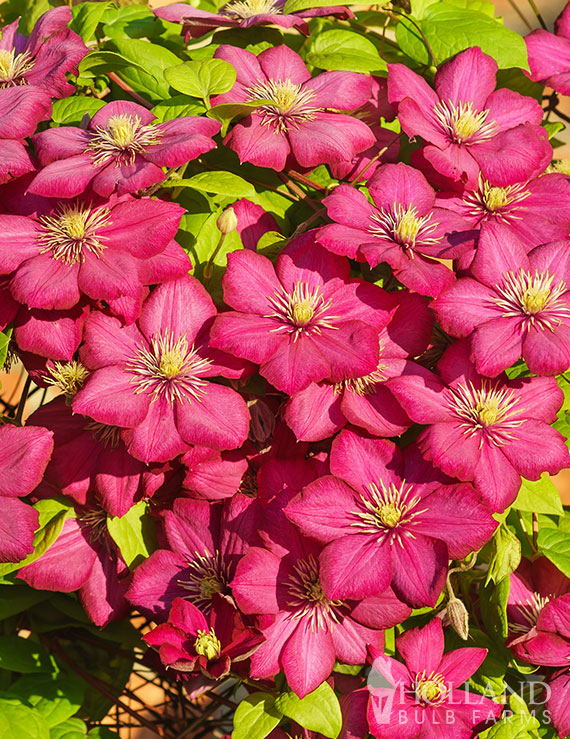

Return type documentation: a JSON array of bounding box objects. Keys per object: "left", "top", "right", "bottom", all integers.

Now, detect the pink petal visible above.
[
  {"left": 316, "top": 223, "right": 368, "bottom": 259},
  {"left": 484, "top": 88, "right": 543, "bottom": 131},
  {"left": 122, "top": 395, "right": 189, "bottom": 464},
  {"left": 214, "top": 45, "right": 265, "bottom": 88},
  {"left": 0, "top": 216, "right": 41, "bottom": 274},
  {"left": 281, "top": 618, "right": 335, "bottom": 698},
  {"left": 284, "top": 381, "right": 345, "bottom": 442},
  {"left": 127, "top": 549, "right": 189, "bottom": 621},
  {"left": 435, "top": 47, "right": 497, "bottom": 110},
  {"left": 423, "top": 142, "right": 481, "bottom": 188},
  {"left": 341, "top": 383, "right": 412, "bottom": 437},
  {"left": 438, "top": 647, "right": 487, "bottom": 685},
  {"left": 224, "top": 116, "right": 291, "bottom": 170},
  {"left": 390, "top": 534, "right": 448, "bottom": 607},
  {"left": 320, "top": 535, "right": 392, "bottom": 600},
  {"left": 101, "top": 198, "right": 184, "bottom": 258},
  {"left": 331, "top": 427, "right": 401, "bottom": 491},
  {"left": 288, "top": 113, "right": 375, "bottom": 168},
  {"left": 79, "top": 549, "right": 130, "bottom": 627},
  {"left": 260, "top": 332, "right": 331, "bottom": 394},
  {"left": 368, "top": 162, "right": 435, "bottom": 215},
  {"left": 285, "top": 476, "right": 357, "bottom": 542},
  {"left": 523, "top": 322, "right": 570, "bottom": 376},
  {"left": 233, "top": 198, "right": 279, "bottom": 251},
  {"left": 210, "top": 312, "right": 283, "bottom": 365},
  {"left": 0, "top": 498, "right": 39, "bottom": 563},
  {"left": 387, "top": 63, "right": 439, "bottom": 109},
  {"left": 11, "top": 254, "right": 81, "bottom": 310},
  {"left": 322, "top": 183, "right": 377, "bottom": 230},
  {"left": 419, "top": 422, "right": 480, "bottom": 482},
  {"left": 0, "top": 425, "right": 54, "bottom": 497},
  {"left": 231, "top": 547, "right": 281, "bottom": 615},
  {"left": 397, "top": 618, "right": 444, "bottom": 675},
  {"left": 259, "top": 44, "right": 311, "bottom": 84},
  {"left": 93, "top": 158, "right": 164, "bottom": 198},
  {"left": 387, "top": 368, "right": 450, "bottom": 424},
  {"left": 0, "top": 87, "right": 52, "bottom": 139},
  {"left": 471, "top": 316, "right": 524, "bottom": 376},
  {"left": 511, "top": 375, "right": 563, "bottom": 422},
  {"left": 473, "top": 440, "right": 521, "bottom": 511},
  {"left": 78, "top": 246, "right": 145, "bottom": 301},
  {"left": 32, "top": 127, "right": 90, "bottom": 165},
  {"left": 433, "top": 278, "right": 499, "bottom": 336},
  {"left": 303, "top": 70, "right": 371, "bottom": 109},
  {"left": 501, "top": 420, "right": 570, "bottom": 480},
  {"left": 80, "top": 311, "right": 145, "bottom": 369},
  {"left": 222, "top": 248, "right": 281, "bottom": 313},
  {"left": 27, "top": 154, "right": 96, "bottom": 198},
  {"left": 470, "top": 220, "right": 528, "bottom": 286},
  {"left": 72, "top": 365, "right": 150, "bottom": 427}
]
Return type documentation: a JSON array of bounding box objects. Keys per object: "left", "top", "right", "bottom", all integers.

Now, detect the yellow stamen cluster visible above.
[
  {"left": 225, "top": 0, "right": 281, "bottom": 18},
  {"left": 87, "top": 114, "right": 161, "bottom": 165},
  {"left": 434, "top": 99, "right": 497, "bottom": 144},
  {"left": 0, "top": 49, "right": 35, "bottom": 86},
  {"left": 46, "top": 360, "right": 90, "bottom": 398},
  {"left": 414, "top": 671, "right": 448, "bottom": 704},
  {"left": 194, "top": 629, "right": 222, "bottom": 661},
  {"left": 37, "top": 204, "right": 111, "bottom": 265}
]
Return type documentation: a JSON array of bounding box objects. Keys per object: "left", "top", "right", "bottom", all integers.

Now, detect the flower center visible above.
[
  {"left": 45, "top": 360, "right": 90, "bottom": 398},
  {"left": 126, "top": 331, "right": 212, "bottom": 405},
  {"left": 510, "top": 593, "right": 550, "bottom": 634},
  {"left": 87, "top": 114, "right": 161, "bottom": 165},
  {"left": 194, "top": 629, "right": 221, "bottom": 660},
  {"left": 0, "top": 49, "right": 34, "bottom": 86},
  {"left": 246, "top": 79, "right": 320, "bottom": 132},
  {"left": 225, "top": 0, "right": 281, "bottom": 17},
  {"left": 351, "top": 479, "right": 424, "bottom": 541},
  {"left": 84, "top": 421, "right": 122, "bottom": 449},
  {"left": 336, "top": 340, "right": 388, "bottom": 396},
  {"left": 80, "top": 507, "right": 109, "bottom": 544},
  {"left": 178, "top": 551, "right": 230, "bottom": 611},
  {"left": 287, "top": 554, "right": 344, "bottom": 631},
  {"left": 434, "top": 100, "right": 497, "bottom": 145},
  {"left": 493, "top": 269, "right": 570, "bottom": 330},
  {"left": 414, "top": 672, "right": 448, "bottom": 705},
  {"left": 37, "top": 204, "right": 111, "bottom": 265},
  {"left": 370, "top": 204, "right": 441, "bottom": 251},
  {"left": 463, "top": 178, "right": 532, "bottom": 222},
  {"left": 448, "top": 380, "right": 524, "bottom": 447},
  {"left": 265, "top": 281, "right": 337, "bottom": 340}
]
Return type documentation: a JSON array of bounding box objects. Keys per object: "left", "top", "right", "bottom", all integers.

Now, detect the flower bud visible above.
[
  {"left": 216, "top": 207, "right": 238, "bottom": 235},
  {"left": 447, "top": 597, "right": 470, "bottom": 641},
  {"left": 248, "top": 398, "right": 275, "bottom": 443}
]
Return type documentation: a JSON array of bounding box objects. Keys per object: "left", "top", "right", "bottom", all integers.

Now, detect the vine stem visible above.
[
  {"left": 507, "top": 0, "right": 533, "bottom": 30},
  {"left": 15, "top": 374, "right": 32, "bottom": 425},
  {"left": 107, "top": 72, "right": 153, "bottom": 109},
  {"left": 525, "top": 0, "right": 548, "bottom": 29},
  {"left": 517, "top": 510, "right": 537, "bottom": 553},
  {"left": 349, "top": 132, "right": 401, "bottom": 187}
]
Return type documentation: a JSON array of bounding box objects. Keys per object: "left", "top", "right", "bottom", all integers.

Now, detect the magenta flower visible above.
[
  {"left": 525, "top": 3, "right": 570, "bottom": 95},
  {"left": 28, "top": 397, "right": 161, "bottom": 517},
  {"left": 0, "top": 424, "right": 53, "bottom": 563},
  {"left": 144, "top": 595, "right": 262, "bottom": 679},
  {"left": 0, "top": 86, "right": 52, "bottom": 184},
  {"left": 72, "top": 277, "right": 251, "bottom": 462},
  {"left": 231, "top": 493, "right": 409, "bottom": 698},
  {"left": 0, "top": 194, "right": 185, "bottom": 311},
  {"left": 434, "top": 222, "right": 570, "bottom": 377},
  {"left": 317, "top": 163, "right": 474, "bottom": 297},
  {"left": 547, "top": 668, "right": 570, "bottom": 739},
  {"left": 506, "top": 557, "right": 570, "bottom": 656},
  {"left": 210, "top": 233, "right": 392, "bottom": 394},
  {"left": 18, "top": 503, "right": 131, "bottom": 627},
  {"left": 0, "top": 7, "right": 87, "bottom": 98},
  {"left": 367, "top": 619, "right": 501, "bottom": 738},
  {"left": 29, "top": 101, "right": 221, "bottom": 198},
  {"left": 507, "top": 593, "right": 570, "bottom": 667},
  {"left": 181, "top": 446, "right": 250, "bottom": 501},
  {"left": 436, "top": 173, "right": 570, "bottom": 252},
  {"left": 284, "top": 291, "right": 433, "bottom": 441},
  {"left": 232, "top": 198, "right": 279, "bottom": 251},
  {"left": 156, "top": 0, "right": 353, "bottom": 38},
  {"left": 389, "top": 340, "right": 570, "bottom": 511},
  {"left": 285, "top": 428, "right": 496, "bottom": 606},
  {"left": 127, "top": 495, "right": 260, "bottom": 622},
  {"left": 388, "top": 47, "right": 551, "bottom": 188},
  {"left": 210, "top": 45, "right": 374, "bottom": 171}
]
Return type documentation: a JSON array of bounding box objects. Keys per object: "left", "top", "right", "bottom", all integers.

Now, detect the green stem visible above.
[{"left": 526, "top": 0, "right": 548, "bottom": 29}]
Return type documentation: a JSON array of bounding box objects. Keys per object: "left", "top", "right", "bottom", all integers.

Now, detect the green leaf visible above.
[
  {"left": 168, "top": 171, "right": 256, "bottom": 199},
  {"left": 70, "top": 2, "right": 112, "bottom": 42},
  {"left": 307, "top": 30, "right": 387, "bottom": 74},
  {"left": 481, "top": 693, "right": 539, "bottom": 737},
  {"left": 0, "top": 584, "right": 50, "bottom": 620},
  {"left": 110, "top": 38, "right": 181, "bottom": 102},
  {"left": 51, "top": 97, "right": 106, "bottom": 126},
  {"left": 50, "top": 718, "right": 87, "bottom": 739},
  {"left": 9, "top": 675, "right": 83, "bottom": 728},
  {"left": 274, "top": 682, "right": 342, "bottom": 738},
  {"left": 544, "top": 121, "right": 566, "bottom": 139},
  {"left": 207, "top": 100, "right": 271, "bottom": 135},
  {"left": 537, "top": 527, "right": 570, "bottom": 578},
  {"left": 106, "top": 500, "right": 156, "bottom": 568},
  {"left": 151, "top": 95, "right": 206, "bottom": 122},
  {"left": 0, "top": 636, "right": 52, "bottom": 673},
  {"left": 485, "top": 524, "right": 521, "bottom": 585},
  {"left": 512, "top": 475, "right": 564, "bottom": 516},
  {"left": 397, "top": 3, "right": 529, "bottom": 69},
  {"left": 77, "top": 51, "right": 151, "bottom": 79},
  {"left": 0, "top": 698, "right": 50, "bottom": 739},
  {"left": 232, "top": 692, "right": 283, "bottom": 739},
  {"left": 87, "top": 729, "right": 120, "bottom": 738},
  {"left": 284, "top": 0, "right": 358, "bottom": 10},
  {"left": 164, "top": 59, "right": 236, "bottom": 99},
  {"left": 0, "top": 326, "right": 13, "bottom": 370}
]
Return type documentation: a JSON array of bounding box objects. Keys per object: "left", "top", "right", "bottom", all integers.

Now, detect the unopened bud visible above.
[
  {"left": 216, "top": 207, "right": 238, "bottom": 235},
  {"left": 247, "top": 398, "right": 275, "bottom": 443},
  {"left": 447, "top": 597, "right": 470, "bottom": 641}
]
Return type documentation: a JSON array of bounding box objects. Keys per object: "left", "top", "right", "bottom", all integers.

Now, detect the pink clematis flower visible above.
[
  {"left": 181, "top": 445, "right": 251, "bottom": 501},
  {"left": 127, "top": 495, "right": 260, "bottom": 622},
  {"left": 72, "top": 277, "right": 251, "bottom": 463},
  {"left": 231, "top": 492, "right": 410, "bottom": 698},
  {"left": 0, "top": 86, "right": 52, "bottom": 184},
  {"left": 29, "top": 101, "right": 221, "bottom": 198},
  {"left": 232, "top": 198, "right": 279, "bottom": 251},
  {"left": 285, "top": 428, "right": 496, "bottom": 606},
  {"left": 155, "top": 0, "right": 352, "bottom": 38},
  {"left": 0, "top": 7, "right": 87, "bottom": 98},
  {"left": 436, "top": 172, "right": 570, "bottom": 252},
  {"left": 0, "top": 424, "right": 53, "bottom": 563},
  {"left": 388, "top": 340, "right": 570, "bottom": 511},
  {"left": 210, "top": 45, "right": 375, "bottom": 171},
  {"left": 210, "top": 233, "right": 393, "bottom": 395},
  {"left": 433, "top": 222, "right": 570, "bottom": 376},
  {"left": 28, "top": 397, "right": 164, "bottom": 517},
  {"left": 18, "top": 500, "right": 131, "bottom": 627},
  {"left": 525, "top": 2, "right": 570, "bottom": 95},
  {"left": 388, "top": 47, "right": 552, "bottom": 188},
  {"left": 283, "top": 291, "right": 433, "bottom": 441},
  {"left": 507, "top": 593, "right": 570, "bottom": 667},
  {"left": 144, "top": 595, "right": 262, "bottom": 679},
  {"left": 367, "top": 619, "right": 502, "bottom": 738},
  {"left": 506, "top": 557, "right": 570, "bottom": 657},
  {"left": 0, "top": 194, "right": 186, "bottom": 311},
  {"left": 547, "top": 668, "right": 570, "bottom": 739},
  {"left": 317, "top": 163, "right": 474, "bottom": 297}
]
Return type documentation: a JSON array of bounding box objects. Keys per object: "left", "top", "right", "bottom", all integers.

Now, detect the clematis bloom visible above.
[
  {"left": 29, "top": 101, "right": 221, "bottom": 198},
  {"left": 318, "top": 163, "right": 474, "bottom": 297},
  {"left": 389, "top": 340, "right": 570, "bottom": 511},
  {"left": 433, "top": 222, "right": 570, "bottom": 376},
  {"left": 388, "top": 47, "right": 551, "bottom": 188},
  {"left": 285, "top": 428, "right": 496, "bottom": 606},
  {"left": 525, "top": 2, "right": 570, "bottom": 95},
  {"left": 368, "top": 618, "right": 502, "bottom": 738},
  {"left": 211, "top": 233, "right": 393, "bottom": 395},
  {"left": 211, "top": 44, "right": 375, "bottom": 171}
]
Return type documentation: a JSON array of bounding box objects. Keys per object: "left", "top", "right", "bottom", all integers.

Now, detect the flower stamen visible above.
[
  {"left": 494, "top": 269, "right": 570, "bottom": 331},
  {"left": 434, "top": 100, "right": 497, "bottom": 144},
  {"left": 0, "top": 49, "right": 35, "bottom": 86},
  {"left": 265, "top": 281, "right": 338, "bottom": 340},
  {"left": 369, "top": 204, "right": 441, "bottom": 253},
  {"left": 246, "top": 79, "right": 321, "bottom": 133},
  {"left": 37, "top": 204, "right": 111, "bottom": 265},
  {"left": 87, "top": 114, "right": 162, "bottom": 166}
]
